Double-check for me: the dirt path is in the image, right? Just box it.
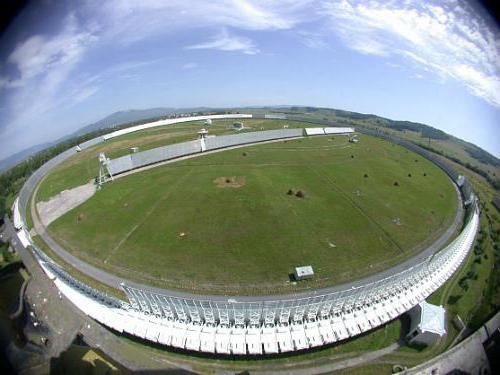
[249,343,400,375]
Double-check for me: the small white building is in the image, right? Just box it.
[205,119,212,125]
[406,301,446,346]
[294,266,314,281]
[457,174,465,187]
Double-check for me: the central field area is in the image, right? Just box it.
[40,126,458,295]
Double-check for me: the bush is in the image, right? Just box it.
[351,155,354,158]
[394,181,399,186]
[296,190,305,198]
[408,173,412,177]
[447,295,461,305]
[459,278,469,291]
[466,270,477,279]
[287,189,294,195]
[364,173,368,178]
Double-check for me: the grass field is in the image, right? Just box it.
[36,119,305,202]
[38,125,458,295]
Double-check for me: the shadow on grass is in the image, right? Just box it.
[447,295,461,305]
[108,317,405,364]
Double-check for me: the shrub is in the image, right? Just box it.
[459,278,469,291]
[364,173,368,178]
[408,173,412,177]
[296,190,305,198]
[394,181,399,186]
[287,189,294,195]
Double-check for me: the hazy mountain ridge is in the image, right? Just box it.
[0,107,211,172]
[71,107,216,136]
[0,142,56,173]
[1,106,498,173]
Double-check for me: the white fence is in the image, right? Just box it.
[102,114,252,140]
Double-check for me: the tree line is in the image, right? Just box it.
[0,110,235,219]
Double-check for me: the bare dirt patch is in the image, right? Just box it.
[213,176,246,188]
[37,181,96,227]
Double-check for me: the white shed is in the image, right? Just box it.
[406,301,446,346]
[294,266,314,281]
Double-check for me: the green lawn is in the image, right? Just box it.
[36,119,308,202]
[43,132,458,294]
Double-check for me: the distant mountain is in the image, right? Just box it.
[0,107,213,172]
[2,105,498,175]
[71,107,216,137]
[0,141,56,172]
[72,108,179,136]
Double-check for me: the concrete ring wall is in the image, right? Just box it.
[10,113,479,355]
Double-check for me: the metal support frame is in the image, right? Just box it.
[98,152,114,187]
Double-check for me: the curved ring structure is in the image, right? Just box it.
[10,114,479,355]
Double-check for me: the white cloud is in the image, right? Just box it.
[1,14,95,90]
[0,14,98,137]
[1,0,499,161]
[96,0,306,45]
[70,85,100,104]
[182,62,198,70]
[321,0,500,107]
[0,1,307,132]
[186,29,259,54]
[296,30,328,49]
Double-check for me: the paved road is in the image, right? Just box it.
[251,343,400,375]
[29,138,464,303]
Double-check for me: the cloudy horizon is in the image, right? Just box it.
[0,0,499,160]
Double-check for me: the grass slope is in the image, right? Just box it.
[44,133,457,294]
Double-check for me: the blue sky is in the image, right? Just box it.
[0,0,499,161]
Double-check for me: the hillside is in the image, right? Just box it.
[1,105,499,190]
[252,106,500,188]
